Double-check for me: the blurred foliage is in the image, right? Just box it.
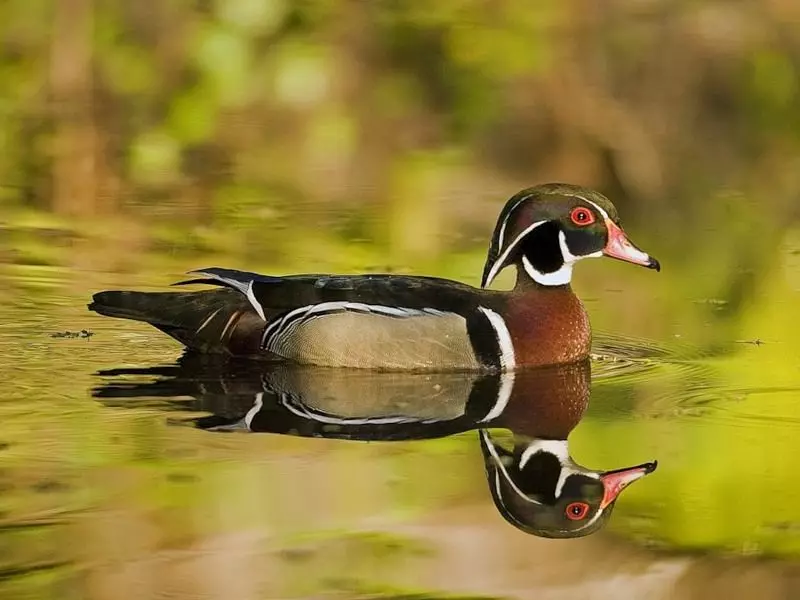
[1,0,800,257]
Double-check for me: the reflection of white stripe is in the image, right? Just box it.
[482,429,607,532]
[480,371,515,423]
[519,439,570,468]
[480,430,543,505]
[220,311,240,340]
[279,392,438,426]
[518,439,600,498]
[244,392,264,429]
[195,307,222,334]
[483,220,547,288]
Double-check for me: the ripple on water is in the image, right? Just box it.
[590,331,714,385]
[590,332,800,430]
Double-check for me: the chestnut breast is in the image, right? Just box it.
[496,360,590,438]
[503,286,591,367]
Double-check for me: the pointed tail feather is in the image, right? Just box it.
[88,289,265,355]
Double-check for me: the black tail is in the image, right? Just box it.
[88,289,265,355]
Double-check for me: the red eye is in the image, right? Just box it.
[570,207,595,226]
[565,501,590,521]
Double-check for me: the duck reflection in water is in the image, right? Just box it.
[94,355,656,539]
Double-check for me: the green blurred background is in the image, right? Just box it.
[1,1,800,599]
[2,0,799,266]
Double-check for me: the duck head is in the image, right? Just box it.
[479,431,657,538]
[482,183,660,288]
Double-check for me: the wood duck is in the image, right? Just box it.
[89,183,659,370]
[95,356,657,538]
[479,431,656,538]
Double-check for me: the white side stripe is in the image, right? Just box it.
[477,306,516,371]
[476,307,515,420]
[246,280,267,321]
[261,302,445,350]
[195,307,223,334]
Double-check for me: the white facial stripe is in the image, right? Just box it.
[496,194,532,249]
[583,198,612,222]
[487,194,612,289]
[477,306,516,371]
[559,231,603,265]
[559,230,580,264]
[483,220,548,288]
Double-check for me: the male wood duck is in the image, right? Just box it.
[89,183,659,370]
[479,431,656,538]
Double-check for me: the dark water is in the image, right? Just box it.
[1,242,800,599]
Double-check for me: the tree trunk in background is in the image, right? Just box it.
[49,0,100,217]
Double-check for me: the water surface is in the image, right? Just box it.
[1,228,799,598]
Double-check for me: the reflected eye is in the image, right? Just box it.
[570,207,595,226]
[565,501,590,521]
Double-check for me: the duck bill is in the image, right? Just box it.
[599,461,657,509]
[603,221,660,271]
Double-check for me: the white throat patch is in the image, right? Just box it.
[520,230,601,286]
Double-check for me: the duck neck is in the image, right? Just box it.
[514,261,573,291]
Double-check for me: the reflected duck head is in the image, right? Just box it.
[479,430,657,538]
[482,183,660,288]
